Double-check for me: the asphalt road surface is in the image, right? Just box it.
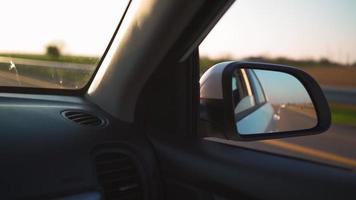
[210,102,356,170]
[0,71,61,88]
[276,107,317,132]
[209,105,356,170]
[230,124,356,170]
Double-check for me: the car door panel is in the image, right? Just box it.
[150,136,356,200]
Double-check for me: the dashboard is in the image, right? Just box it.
[0,93,159,200]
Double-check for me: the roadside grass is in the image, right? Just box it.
[0,53,98,88]
[0,53,99,64]
[330,103,356,126]
[0,63,92,88]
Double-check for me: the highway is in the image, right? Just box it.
[210,103,356,170]
[213,106,356,170]
[269,108,356,169]
[231,124,356,170]
[0,58,356,170]
[275,107,317,132]
[0,56,94,72]
[0,57,90,88]
[0,70,61,88]
[233,106,356,170]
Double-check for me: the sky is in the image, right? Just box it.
[200,0,356,64]
[0,0,355,63]
[0,0,128,56]
[254,69,312,104]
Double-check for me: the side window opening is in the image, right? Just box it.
[199,0,356,170]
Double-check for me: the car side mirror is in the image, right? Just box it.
[199,62,331,141]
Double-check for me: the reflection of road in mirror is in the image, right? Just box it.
[235,68,318,135]
[272,103,317,132]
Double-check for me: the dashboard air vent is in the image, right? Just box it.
[95,152,143,200]
[62,110,105,127]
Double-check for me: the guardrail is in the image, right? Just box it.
[322,86,356,105]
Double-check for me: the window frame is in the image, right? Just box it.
[247,69,267,105]
[234,68,268,122]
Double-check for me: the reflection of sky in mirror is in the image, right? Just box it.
[253,69,312,104]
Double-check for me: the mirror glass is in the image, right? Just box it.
[232,68,317,135]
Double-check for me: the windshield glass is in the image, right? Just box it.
[0,0,129,89]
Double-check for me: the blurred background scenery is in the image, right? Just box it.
[0,0,128,89]
[0,0,355,169]
[199,0,356,169]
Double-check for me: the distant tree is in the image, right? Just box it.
[46,45,61,58]
[319,58,332,66]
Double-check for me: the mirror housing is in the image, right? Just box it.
[199,61,331,141]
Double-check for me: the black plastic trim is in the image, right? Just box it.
[91,145,148,200]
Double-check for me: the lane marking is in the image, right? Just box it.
[261,140,356,168]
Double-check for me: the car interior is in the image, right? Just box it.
[1,0,356,200]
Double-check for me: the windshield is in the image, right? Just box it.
[0,0,129,89]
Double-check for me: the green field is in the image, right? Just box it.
[0,53,98,64]
[330,104,356,126]
[0,54,97,88]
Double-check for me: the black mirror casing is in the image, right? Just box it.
[200,61,331,141]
